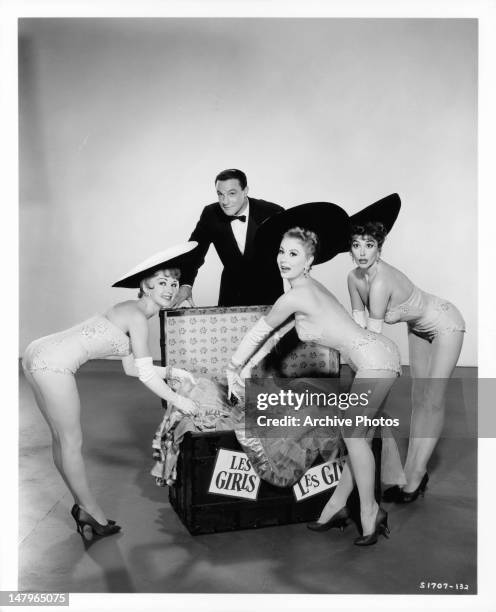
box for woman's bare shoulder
[292,281,319,298]
[106,300,146,323]
[376,260,412,287]
[273,285,312,314]
[274,287,302,308]
[347,268,363,285]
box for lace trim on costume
[24,315,130,374]
[81,318,130,355]
[386,302,410,317]
[347,333,401,375]
[433,301,466,333]
[29,364,74,375]
[349,332,377,350]
[384,287,417,322]
[436,326,466,335]
[26,338,76,374]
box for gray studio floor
[18,361,477,594]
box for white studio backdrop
[19,18,477,365]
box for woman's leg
[404,331,464,491]
[317,370,396,535]
[23,368,73,495]
[347,371,396,535]
[27,369,109,524]
[403,332,432,490]
[315,462,354,523]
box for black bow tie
[227,215,247,223]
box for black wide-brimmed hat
[112,241,198,288]
[254,202,351,265]
[349,193,401,235]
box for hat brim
[349,193,401,237]
[112,242,198,288]
[255,202,351,265]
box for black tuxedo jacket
[181,198,285,306]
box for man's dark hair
[214,168,248,190]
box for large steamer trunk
[169,430,347,535]
[159,306,379,535]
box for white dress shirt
[230,200,250,254]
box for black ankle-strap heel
[71,504,121,541]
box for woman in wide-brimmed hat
[347,194,465,503]
[22,242,199,541]
[226,203,402,546]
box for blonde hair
[138,268,181,298]
[283,227,319,258]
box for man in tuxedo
[172,168,284,307]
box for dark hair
[138,268,181,298]
[283,227,320,260]
[350,221,387,249]
[214,168,247,190]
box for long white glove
[230,317,275,368]
[134,357,198,415]
[352,309,367,329]
[226,367,245,404]
[227,317,295,402]
[368,318,384,334]
[226,317,273,402]
[122,355,196,384]
[240,319,295,379]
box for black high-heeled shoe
[71,504,121,541]
[307,506,350,532]
[354,506,390,546]
[397,473,429,504]
[71,505,117,526]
